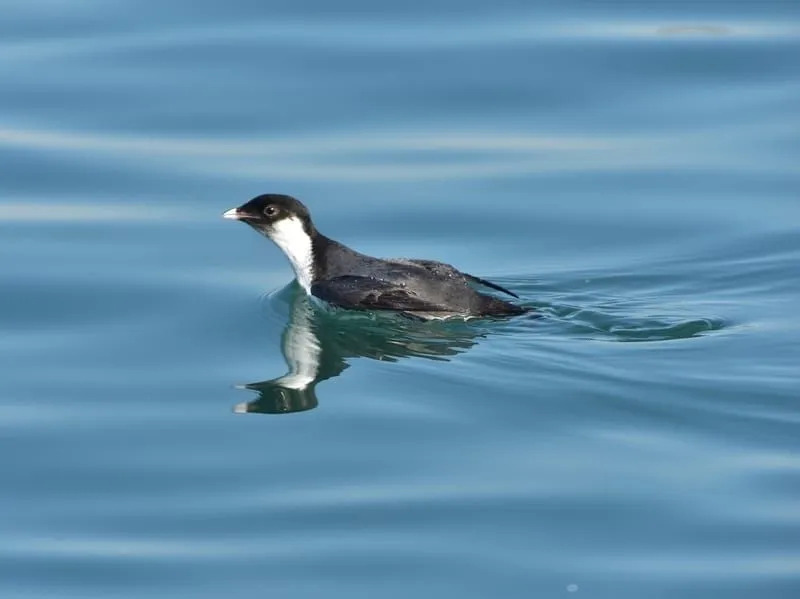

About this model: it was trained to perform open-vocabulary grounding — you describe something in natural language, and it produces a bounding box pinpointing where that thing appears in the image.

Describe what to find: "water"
[2,1,799,597]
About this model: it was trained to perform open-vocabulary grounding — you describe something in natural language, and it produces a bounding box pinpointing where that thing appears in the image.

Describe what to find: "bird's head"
[223,193,318,294]
[223,194,314,238]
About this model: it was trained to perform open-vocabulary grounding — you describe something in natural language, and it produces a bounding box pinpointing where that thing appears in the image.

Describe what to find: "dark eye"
[264,205,277,217]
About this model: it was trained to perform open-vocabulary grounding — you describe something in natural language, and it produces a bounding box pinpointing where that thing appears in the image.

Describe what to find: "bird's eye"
[264,205,277,217]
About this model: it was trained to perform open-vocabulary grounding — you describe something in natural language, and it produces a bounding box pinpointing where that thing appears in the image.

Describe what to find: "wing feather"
[402,259,519,299]
[311,276,447,312]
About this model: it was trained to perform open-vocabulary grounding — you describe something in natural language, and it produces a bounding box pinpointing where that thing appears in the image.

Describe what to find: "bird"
[223,194,527,319]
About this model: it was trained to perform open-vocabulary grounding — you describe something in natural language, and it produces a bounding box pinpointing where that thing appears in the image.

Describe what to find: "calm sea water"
[2,1,799,597]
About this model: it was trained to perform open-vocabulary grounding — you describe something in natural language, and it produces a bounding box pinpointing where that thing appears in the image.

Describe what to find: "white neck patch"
[266,216,315,295]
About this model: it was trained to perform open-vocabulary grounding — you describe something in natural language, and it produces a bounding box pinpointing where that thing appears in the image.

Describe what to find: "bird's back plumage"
[310,236,526,317]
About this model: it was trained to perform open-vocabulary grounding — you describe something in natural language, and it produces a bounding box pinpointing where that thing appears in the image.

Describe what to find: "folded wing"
[311,275,448,312]
[402,259,519,298]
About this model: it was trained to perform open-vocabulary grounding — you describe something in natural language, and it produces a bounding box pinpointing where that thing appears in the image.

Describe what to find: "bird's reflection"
[233,286,485,414]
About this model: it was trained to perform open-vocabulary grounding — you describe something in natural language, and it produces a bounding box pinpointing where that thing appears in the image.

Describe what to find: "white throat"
[267,216,315,295]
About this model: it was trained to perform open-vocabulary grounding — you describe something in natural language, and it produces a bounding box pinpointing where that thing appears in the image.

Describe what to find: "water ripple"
[2,17,798,62]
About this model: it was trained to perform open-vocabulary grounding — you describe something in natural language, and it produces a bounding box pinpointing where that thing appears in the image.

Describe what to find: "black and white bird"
[223,194,527,319]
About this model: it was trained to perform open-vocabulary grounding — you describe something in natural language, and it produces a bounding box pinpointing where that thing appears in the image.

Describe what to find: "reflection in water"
[233,287,486,414]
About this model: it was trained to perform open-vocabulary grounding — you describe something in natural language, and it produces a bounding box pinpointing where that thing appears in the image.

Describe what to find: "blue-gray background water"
[2,1,799,597]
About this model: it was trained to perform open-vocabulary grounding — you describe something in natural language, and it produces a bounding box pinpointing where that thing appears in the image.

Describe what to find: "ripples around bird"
[235,248,734,414]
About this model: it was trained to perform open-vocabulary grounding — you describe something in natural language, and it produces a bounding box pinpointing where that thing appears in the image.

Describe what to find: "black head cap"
[222,194,315,235]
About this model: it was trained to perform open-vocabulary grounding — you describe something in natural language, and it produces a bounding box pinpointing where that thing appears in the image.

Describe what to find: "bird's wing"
[403,259,519,299]
[311,276,448,312]
[462,272,519,299]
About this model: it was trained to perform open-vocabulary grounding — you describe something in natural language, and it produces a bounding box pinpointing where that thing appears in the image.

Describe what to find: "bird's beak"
[222,208,242,220]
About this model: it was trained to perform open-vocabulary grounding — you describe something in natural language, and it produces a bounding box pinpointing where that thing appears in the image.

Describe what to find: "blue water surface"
[1,1,799,598]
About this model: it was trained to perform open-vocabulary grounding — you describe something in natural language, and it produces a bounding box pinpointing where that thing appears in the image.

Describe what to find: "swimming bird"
[223,194,527,319]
